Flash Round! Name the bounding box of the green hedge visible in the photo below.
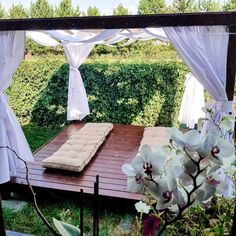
[7,58,187,127]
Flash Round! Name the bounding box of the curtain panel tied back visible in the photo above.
[0,31,34,184]
[164,26,233,138]
[64,43,94,120]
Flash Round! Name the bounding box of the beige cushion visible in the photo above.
[139,127,170,150]
[42,123,113,172]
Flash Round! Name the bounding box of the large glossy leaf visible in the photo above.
[53,218,80,236]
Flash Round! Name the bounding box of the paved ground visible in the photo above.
[2,200,28,213]
[6,231,33,236]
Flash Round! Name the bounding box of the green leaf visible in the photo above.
[53,218,80,236]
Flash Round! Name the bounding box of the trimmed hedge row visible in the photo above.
[7,58,187,127]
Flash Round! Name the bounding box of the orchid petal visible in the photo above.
[127,177,143,192]
[140,144,152,162]
[122,164,136,177]
[131,154,144,173]
[217,139,235,158]
[183,130,201,150]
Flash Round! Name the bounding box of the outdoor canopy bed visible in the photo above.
[0,12,236,207]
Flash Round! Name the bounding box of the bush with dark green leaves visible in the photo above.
[7,58,187,127]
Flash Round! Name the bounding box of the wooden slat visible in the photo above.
[8,124,144,201]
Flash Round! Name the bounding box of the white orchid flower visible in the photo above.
[121,163,144,192]
[195,168,231,202]
[132,144,166,177]
[135,201,151,214]
[169,128,201,151]
[149,171,180,210]
[213,168,235,199]
[198,129,235,165]
[149,178,174,210]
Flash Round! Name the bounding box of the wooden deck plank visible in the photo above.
[9,124,145,201]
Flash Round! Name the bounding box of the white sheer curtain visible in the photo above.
[64,43,94,120]
[178,73,205,128]
[164,26,232,134]
[0,31,34,184]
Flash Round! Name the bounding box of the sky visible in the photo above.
[0,0,173,15]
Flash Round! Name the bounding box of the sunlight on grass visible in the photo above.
[22,123,63,152]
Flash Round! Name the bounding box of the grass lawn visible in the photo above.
[22,123,63,152]
[3,196,134,236]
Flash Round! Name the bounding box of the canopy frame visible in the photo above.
[1,12,236,235]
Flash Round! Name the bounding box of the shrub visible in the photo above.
[83,61,187,126]
[6,58,67,126]
[7,58,187,127]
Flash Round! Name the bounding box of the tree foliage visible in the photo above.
[0,3,6,18]
[30,0,54,18]
[85,6,101,16]
[8,3,28,19]
[223,0,236,11]
[171,0,197,13]
[112,3,130,15]
[197,0,221,12]
[54,0,79,17]
[138,0,166,14]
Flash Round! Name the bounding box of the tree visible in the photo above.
[112,3,130,15]
[55,0,78,17]
[138,0,166,14]
[171,0,197,13]
[30,0,54,18]
[85,6,101,16]
[0,3,6,18]
[8,3,28,19]
[74,5,81,16]
[197,0,221,12]
[223,0,236,11]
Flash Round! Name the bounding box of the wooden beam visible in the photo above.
[0,12,236,31]
[226,23,236,101]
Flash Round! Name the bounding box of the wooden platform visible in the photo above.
[9,124,145,201]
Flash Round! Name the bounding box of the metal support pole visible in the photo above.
[93,175,99,236]
[80,189,84,236]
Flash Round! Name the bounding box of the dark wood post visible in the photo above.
[226,22,236,101]
[93,175,99,236]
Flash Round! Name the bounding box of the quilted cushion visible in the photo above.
[139,127,170,150]
[42,123,113,172]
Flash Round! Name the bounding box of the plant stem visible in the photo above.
[0,146,60,236]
